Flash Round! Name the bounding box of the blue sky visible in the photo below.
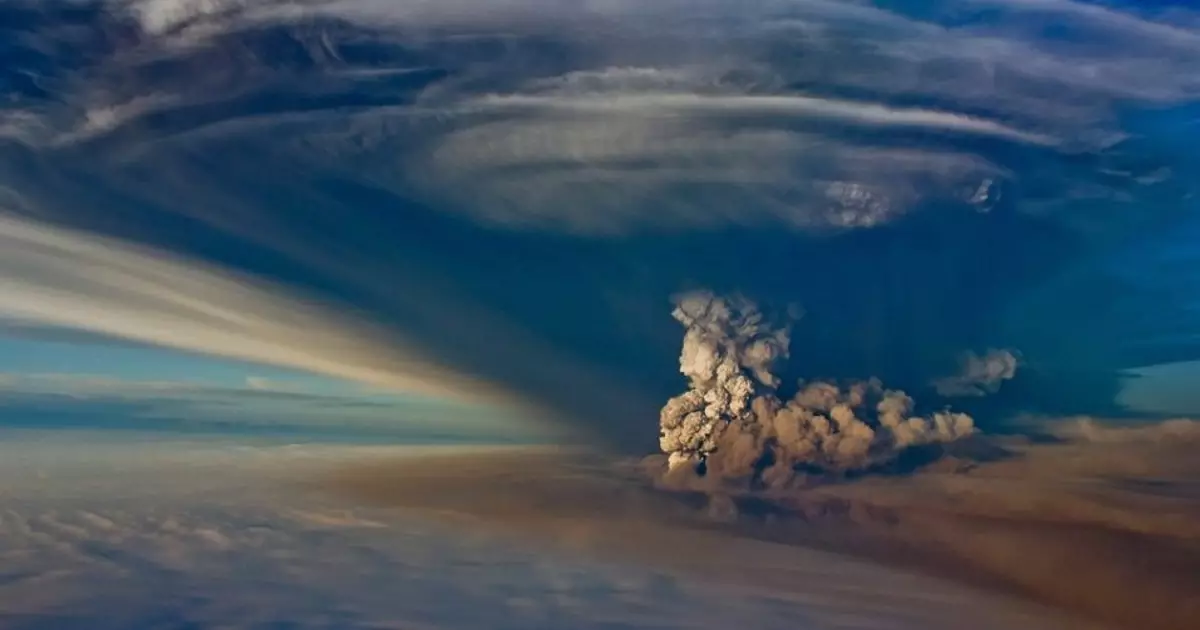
[0,0,1199,450]
[0,335,319,387]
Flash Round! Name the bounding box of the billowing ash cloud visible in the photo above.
[659,292,974,484]
[933,349,1021,397]
[658,291,793,468]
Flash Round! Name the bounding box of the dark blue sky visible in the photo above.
[0,0,1198,451]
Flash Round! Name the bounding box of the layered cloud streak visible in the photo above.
[0,211,495,401]
[7,0,1195,234]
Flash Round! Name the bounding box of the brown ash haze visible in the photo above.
[0,1,1199,630]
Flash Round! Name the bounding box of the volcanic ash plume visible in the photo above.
[658,291,792,470]
[659,292,975,485]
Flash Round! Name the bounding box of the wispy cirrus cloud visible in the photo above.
[5,0,1192,235]
[469,92,1054,145]
[396,64,1029,233]
[0,1,1180,235]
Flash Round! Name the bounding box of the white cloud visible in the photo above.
[471,93,1054,145]
[0,111,53,146]
[399,71,1019,233]
[124,0,252,35]
[60,94,183,144]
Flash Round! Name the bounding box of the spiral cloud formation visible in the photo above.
[659,292,975,486]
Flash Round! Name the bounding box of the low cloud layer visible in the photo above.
[0,435,1085,630]
[331,421,1200,630]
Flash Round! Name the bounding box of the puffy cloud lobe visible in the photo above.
[933,348,1021,397]
[659,291,788,469]
[659,292,975,484]
[672,291,792,390]
[708,380,976,486]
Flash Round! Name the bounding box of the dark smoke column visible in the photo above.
[658,292,976,486]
